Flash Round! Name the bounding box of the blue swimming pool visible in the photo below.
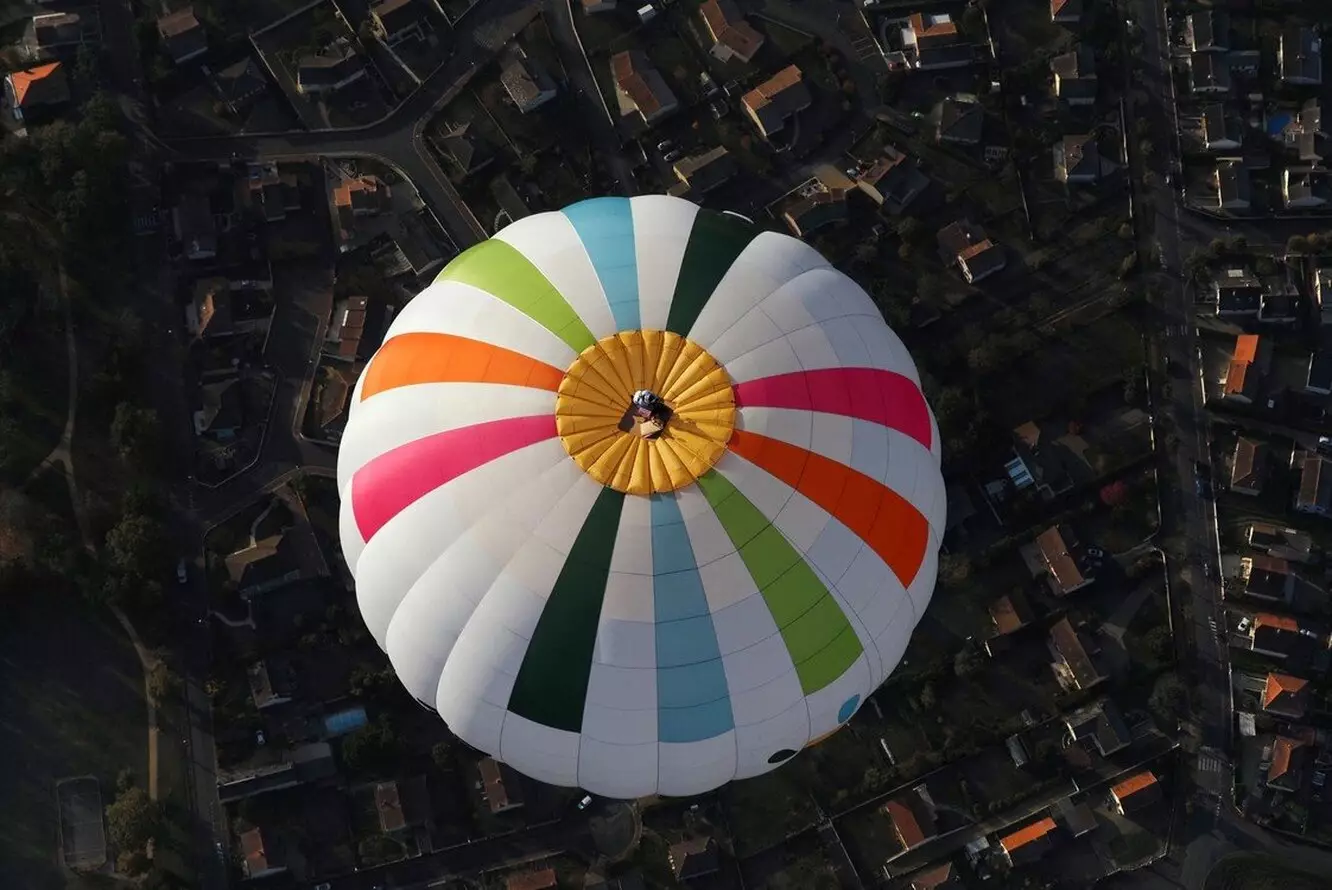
[323,705,368,737]
[1267,113,1292,137]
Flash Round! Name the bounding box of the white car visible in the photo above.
[1237,617,1251,633]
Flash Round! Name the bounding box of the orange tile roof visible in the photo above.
[884,798,926,848]
[909,12,958,39]
[9,62,62,106]
[743,64,804,111]
[1223,359,1250,396]
[1110,771,1158,801]
[1036,526,1085,593]
[1270,736,1305,780]
[990,595,1024,635]
[1234,333,1260,363]
[610,50,671,117]
[506,868,557,890]
[700,0,764,61]
[998,817,1056,853]
[1263,672,1309,708]
[910,863,954,890]
[1254,613,1299,632]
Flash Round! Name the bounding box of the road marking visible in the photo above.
[1198,753,1225,773]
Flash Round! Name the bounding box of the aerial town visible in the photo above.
[0,0,1331,889]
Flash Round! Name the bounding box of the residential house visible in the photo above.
[376,777,429,835]
[1220,333,1264,404]
[1280,25,1323,86]
[372,0,428,45]
[581,0,616,13]
[478,756,525,814]
[669,837,721,881]
[1237,555,1295,602]
[1214,267,1262,315]
[1186,11,1229,53]
[1110,771,1162,814]
[187,278,239,338]
[1308,350,1332,395]
[217,741,336,802]
[937,218,1001,281]
[1229,50,1261,76]
[1202,104,1242,151]
[611,50,678,126]
[491,174,530,222]
[1215,160,1251,212]
[853,145,929,215]
[1315,268,1332,324]
[246,658,294,709]
[1268,736,1310,793]
[245,162,300,222]
[240,828,286,879]
[1259,276,1298,324]
[384,210,447,279]
[1191,52,1231,94]
[212,57,268,116]
[1050,0,1081,25]
[882,793,936,856]
[1035,525,1093,595]
[1007,420,1076,499]
[1230,438,1267,495]
[671,146,738,195]
[988,592,1035,637]
[586,875,648,890]
[903,12,972,70]
[1054,134,1100,184]
[158,7,207,65]
[1250,613,1316,660]
[1049,617,1105,691]
[1286,99,1328,164]
[700,0,764,64]
[1051,45,1097,106]
[782,168,854,238]
[223,527,304,596]
[324,295,368,361]
[4,62,69,123]
[997,817,1057,866]
[936,96,984,146]
[173,192,217,261]
[437,122,494,178]
[296,39,366,95]
[956,238,1005,284]
[1263,672,1311,719]
[507,868,558,890]
[1297,454,1332,515]
[1284,168,1329,210]
[742,65,811,139]
[908,863,960,890]
[32,13,88,51]
[1053,799,1098,838]
[500,46,557,114]
[333,175,390,250]
[1065,699,1132,756]
[1247,524,1315,564]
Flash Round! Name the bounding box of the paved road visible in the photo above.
[161,0,550,248]
[1126,0,1332,885]
[545,0,639,195]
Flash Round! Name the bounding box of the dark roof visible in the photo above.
[611,50,679,120]
[158,7,208,63]
[175,191,217,255]
[937,97,983,143]
[33,12,85,47]
[1281,25,1322,83]
[1202,104,1240,145]
[673,145,738,194]
[1065,699,1131,756]
[373,0,426,37]
[1051,45,1096,100]
[669,837,721,880]
[989,591,1034,635]
[438,122,492,173]
[936,218,988,256]
[1191,52,1231,91]
[1309,350,1332,392]
[742,65,811,135]
[1050,617,1102,689]
[1298,455,1332,513]
[297,39,364,88]
[1187,10,1228,51]
[1231,438,1267,492]
[1055,134,1099,181]
[782,188,848,237]
[214,57,267,108]
[1217,160,1251,206]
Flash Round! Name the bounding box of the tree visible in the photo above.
[358,834,405,865]
[105,785,161,852]
[1288,235,1310,255]
[104,513,166,580]
[1148,673,1187,724]
[431,740,453,768]
[1100,480,1128,507]
[110,403,161,462]
[340,719,397,774]
[918,683,936,710]
[1143,626,1173,661]
[117,849,152,876]
[147,659,180,703]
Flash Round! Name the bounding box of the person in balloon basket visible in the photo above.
[631,389,671,437]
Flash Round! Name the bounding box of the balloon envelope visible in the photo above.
[338,196,945,798]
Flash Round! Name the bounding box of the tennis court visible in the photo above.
[56,776,107,871]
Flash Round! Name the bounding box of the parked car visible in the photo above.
[663,149,683,163]
[256,730,266,746]
[176,559,188,584]
[1237,617,1251,633]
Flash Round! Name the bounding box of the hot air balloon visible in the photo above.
[337,195,945,798]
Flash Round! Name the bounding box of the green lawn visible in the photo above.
[724,768,819,856]
[0,590,147,890]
